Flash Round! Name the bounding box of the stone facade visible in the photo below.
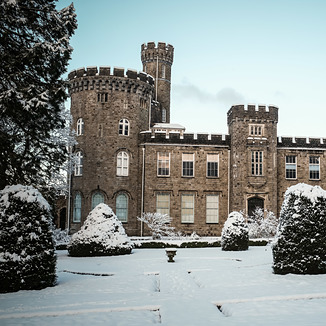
[66,42,326,236]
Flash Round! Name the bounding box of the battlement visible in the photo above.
[140,131,230,146]
[277,136,326,149]
[68,66,154,96]
[141,42,174,65]
[227,104,278,125]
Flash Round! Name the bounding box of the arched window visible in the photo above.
[73,193,82,223]
[91,192,104,210]
[74,151,83,176]
[116,193,128,222]
[76,118,84,136]
[117,151,129,176]
[119,119,129,136]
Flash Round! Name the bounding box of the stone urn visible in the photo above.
[165,248,177,262]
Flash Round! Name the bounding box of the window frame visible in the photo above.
[309,156,320,180]
[206,194,219,224]
[162,108,167,123]
[74,151,83,176]
[156,192,170,216]
[206,154,219,178]
[116,193,128,222]
[251,151,263,176]
[181,194,195,223]
[91,192,104,210]
[117,151,129,176]
[182,153,195,177]
[249,124,264,136]
[157,152,170,177]
[73,193,82,223]
[76,118,84,136]
[285,155,297,179]
[119,119,129,136]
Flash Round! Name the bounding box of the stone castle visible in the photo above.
[63,42,326,236]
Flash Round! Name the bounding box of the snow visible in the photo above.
[0,185,50,211]
[1,246,326,325]
[285,183,326,204]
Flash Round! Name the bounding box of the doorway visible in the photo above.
[247,197,264,217]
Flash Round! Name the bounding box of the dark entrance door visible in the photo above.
[59,208,66,230]
[248,197,264,217]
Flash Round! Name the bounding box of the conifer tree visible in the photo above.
[0,0,77,190]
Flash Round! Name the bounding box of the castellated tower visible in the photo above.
[68,66,154,235]
[227,104,279,217]
[141,42,174,124]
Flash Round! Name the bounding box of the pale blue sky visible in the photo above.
[57,0,326,137]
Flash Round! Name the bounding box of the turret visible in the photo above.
[141,42,174,124]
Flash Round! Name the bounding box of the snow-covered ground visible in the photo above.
[1,246,326,325]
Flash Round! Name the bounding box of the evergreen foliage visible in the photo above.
[272,183,326,275]
[221,211,249,251]
[248,208,278,238]
[0,185,56,293]
[68,204,133,257]
[0,0,77,191]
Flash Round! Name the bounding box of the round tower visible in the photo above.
[68,66,154,235]
[141,42,174,124]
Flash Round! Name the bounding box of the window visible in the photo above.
[285,155,297,179]
[76,118,84,136]
[309,156,320,180]
[206,195,219,223]
[156,193,170,216]
[117,151,129,176]
[182,153,194,177]
[181,194,194,223]
[251,151,263,176]
[97,93,108,102]
[116,193,128,222]
[162,64,166,79]
[157,152,170,176]
[74,151,83,176]
[73,193,82,223]
[119,119,129,136]
[207,154,219,177]
[162,108,167,123]
[249,124,264,136]
[91,192,104,210]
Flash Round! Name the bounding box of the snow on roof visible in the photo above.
[153,123,185,130]
[285,183,326,203]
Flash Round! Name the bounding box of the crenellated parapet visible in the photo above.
[140,131,230,146]
[141,42,174,65]
[227,104,278,125]
[68,66,154,96]
[277,136,326,149]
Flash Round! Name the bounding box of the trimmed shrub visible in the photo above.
[68,204,133,257]
[272,183,326,274]
[0,185,56,293]
[221,211,249,251]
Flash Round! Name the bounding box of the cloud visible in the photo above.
[216,87,246,105]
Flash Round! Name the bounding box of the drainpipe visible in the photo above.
[141,147,145,236]
[155,55,158,101]
[67,146,72,233]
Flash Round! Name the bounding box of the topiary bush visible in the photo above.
[272,183,326,275]
[68,203,133,257]
[221,211,249,251]
[0,185,56,293]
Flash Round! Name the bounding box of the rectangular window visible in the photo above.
[156,193,170,216]
[97,93,108,102]
[157,153,170,176]
[207,154,219,177]
[249,124,264,136]
[309,156,320,180]
[206,195,219,223]
[285,155,297,179]
[251,151,263,176]
[182,153,194,177]
[181,194,194,223]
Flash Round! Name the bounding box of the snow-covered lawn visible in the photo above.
[1,246,326,325]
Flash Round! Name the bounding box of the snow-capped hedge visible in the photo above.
[0,185,56,293]
[272,183,326,274]
[221,211,249,251]
[68,204,133,257]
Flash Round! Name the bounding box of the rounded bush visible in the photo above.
[272,183,326,275]
[68,204,133,257]
[0,185,56,293]
[221,211,249,251]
